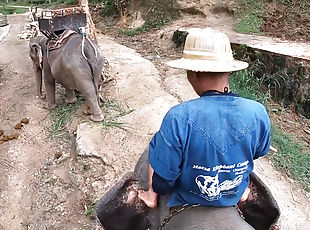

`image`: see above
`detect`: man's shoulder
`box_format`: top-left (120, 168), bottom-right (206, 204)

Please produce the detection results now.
top-left (165, 98), bottom-right (201, 118)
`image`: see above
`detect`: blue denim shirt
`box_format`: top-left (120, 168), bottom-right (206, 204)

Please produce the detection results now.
top-left (149, 93), bottom-right (270, 207)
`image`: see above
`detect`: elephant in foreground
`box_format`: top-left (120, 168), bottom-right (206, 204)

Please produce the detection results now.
top-left (29, 31), bottom-right (104, 121)
top-left (95, 150), bottom-right (280, 230)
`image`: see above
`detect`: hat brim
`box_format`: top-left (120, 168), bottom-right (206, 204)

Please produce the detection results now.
top-left (166, 58), bottom-right (249, 72)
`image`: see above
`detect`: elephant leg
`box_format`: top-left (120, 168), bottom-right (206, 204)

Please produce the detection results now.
top-left (65, 89), bottom-right (77, 104)
top-left (32, 62), bottom-right (45, 99)
top-left (83, 101), bottom-right (92, 115)
top-left (87, 94), bottom-right (104, 122)
top-left (43, 69), bottom-right (57, 110)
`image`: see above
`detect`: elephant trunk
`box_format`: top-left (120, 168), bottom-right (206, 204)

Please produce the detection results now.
top-left (32, 62), bottom-right (45, 99)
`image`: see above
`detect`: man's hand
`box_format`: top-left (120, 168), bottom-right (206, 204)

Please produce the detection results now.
top-left (240, 187), bottom-right (250, 202)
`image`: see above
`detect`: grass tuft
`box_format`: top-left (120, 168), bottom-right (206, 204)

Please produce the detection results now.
top-left (84, 202), bottom-right (96, 216)
top-left (230, 61), bottom-right (270, 104)
top-left (49, 94), bottom-right (85, 138)
top-left (234, 0), bottom-right (264, 34)
top-left (101, 98), bottom-right (134, 130)
top-left (270, 126), bottom-right (310, 190)
top-left (100, 0), bottom-right (117, 17)
top-left (234, 14), bottom-right (264, 34)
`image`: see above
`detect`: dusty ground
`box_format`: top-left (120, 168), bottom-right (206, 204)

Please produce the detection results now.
top-left (0, 14), bottom-right (97, 230)
top-left (0, 9), bottom-right (310, 230)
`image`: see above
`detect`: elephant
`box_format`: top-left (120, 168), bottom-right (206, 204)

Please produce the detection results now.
top-left (29, 31), bottom-right (104, 122)
top-left (95, 149), bottom-right (280, 230)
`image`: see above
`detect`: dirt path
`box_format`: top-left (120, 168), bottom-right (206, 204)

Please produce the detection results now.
top-left (0, 14), bottom-right (94, 230)
top-left (0, 13), bottom-right (48, 229)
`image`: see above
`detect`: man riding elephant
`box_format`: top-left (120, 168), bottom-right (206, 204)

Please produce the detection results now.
top-left (96, 28), bottom-right (276, 230)
top-left (137, 27), bottom-right (271, 229)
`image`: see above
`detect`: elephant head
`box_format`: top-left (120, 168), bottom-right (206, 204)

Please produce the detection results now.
top-left (29, 36), bottom-right (47, 99)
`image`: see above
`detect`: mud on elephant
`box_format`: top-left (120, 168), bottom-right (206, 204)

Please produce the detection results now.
top-left (29, 31), bottom-right (104, 122)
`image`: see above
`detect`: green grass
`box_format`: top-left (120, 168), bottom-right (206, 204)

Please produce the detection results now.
top-left (230, 52), bottom-right (310, 191)
top-left (234, 14), bottom-right (264, 34)
top-left (234, 0), bottom-right (264, 34)
top-left (101, 98), bottom-right (134, 130)
top-left (49, 95), bottom-right (133, 139)
top-left (230, 62), bottom-right (270, 104)
top-left (84, 202), bottom-right (96, 216)
top-left (270, 126), bottom-right (310, 190)
top-left (49, 94), bottom-right (85, 138)
top-left (0, 6), bottom-right (27, 14)
top-left (99, 0), bottom-right (117, 17)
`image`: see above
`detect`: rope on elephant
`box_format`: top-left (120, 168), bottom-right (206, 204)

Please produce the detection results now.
top-left (87, 36), bottom-right (98, 58)
top-left (81, 34), bottom-right (98, 62)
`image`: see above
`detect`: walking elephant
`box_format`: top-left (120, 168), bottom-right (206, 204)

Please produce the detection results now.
top-left (29, 31), bottom-right (104, 122)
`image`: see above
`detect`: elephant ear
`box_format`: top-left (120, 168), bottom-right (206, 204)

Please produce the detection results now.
top-left (31, 44), bottom-right (43, 69)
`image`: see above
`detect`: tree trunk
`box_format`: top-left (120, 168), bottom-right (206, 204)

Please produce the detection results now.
top-left (78, 0), bottom-right (97, 42)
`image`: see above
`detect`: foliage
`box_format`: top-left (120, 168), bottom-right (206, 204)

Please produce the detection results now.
top-left (234, 0), bottom-right (264, 34)
top-left (100, 0), bottom-right (117, 17)
top-left (230, 45), bottom-right (270, 103)
top-left (230, 66), bottom-right (270, 104)
top-left (0, 5), bottom-right (27, 14)
top-left (234, 14), bottom-right (264, 34)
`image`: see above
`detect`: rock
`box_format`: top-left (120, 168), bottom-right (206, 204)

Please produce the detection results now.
top-left (0, 130), bottom-right (3, 136)
top-left (21, 118), bottom-right (29, 124)
top-left (176, 0), bottom-right (213, 16)
top-left (0, 140), bottom-right (4, 144)
top-left (15, 123), bottom-right (23, 129)
top-left (76, 122), bottom-right (116, 165)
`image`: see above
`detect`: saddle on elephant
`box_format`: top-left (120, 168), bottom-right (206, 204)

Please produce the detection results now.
top-left (47, 29), bottom-right (77, 51)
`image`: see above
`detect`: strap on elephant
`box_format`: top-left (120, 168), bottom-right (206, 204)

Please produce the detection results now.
top-left (159, 204), bottom-right (200, 229)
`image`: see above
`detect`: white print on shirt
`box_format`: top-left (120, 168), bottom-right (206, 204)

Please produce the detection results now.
top-left (195, 174), bottom-right (243, 199)
top-left (192, 160), bottom-right (249, 201)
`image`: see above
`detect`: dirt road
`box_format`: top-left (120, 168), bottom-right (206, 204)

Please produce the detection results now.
top-left (0, 14), bottom-right (95, 230)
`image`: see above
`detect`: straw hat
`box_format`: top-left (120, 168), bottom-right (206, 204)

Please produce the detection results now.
top-left (167, 28), bottom-right (248, 72)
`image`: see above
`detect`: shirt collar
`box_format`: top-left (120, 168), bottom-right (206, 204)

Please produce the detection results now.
top-left (201, 90), bottom-right (239, 97)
